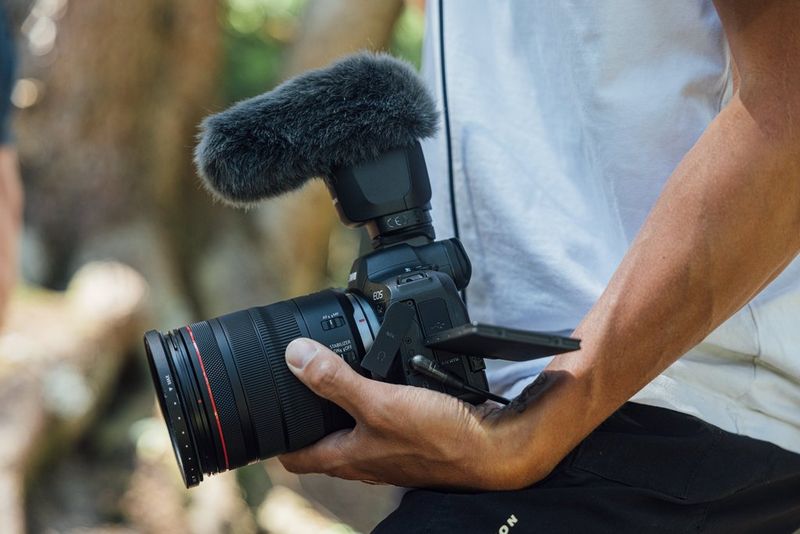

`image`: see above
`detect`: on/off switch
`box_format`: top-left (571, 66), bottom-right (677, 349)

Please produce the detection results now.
top-left (321, 316), bottom-right (346, 330)
top-left (342, 350), bottom-right (358, 365)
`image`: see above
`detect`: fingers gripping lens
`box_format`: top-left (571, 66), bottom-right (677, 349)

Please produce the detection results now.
top-left (144, 292), bottom-right (357, 487)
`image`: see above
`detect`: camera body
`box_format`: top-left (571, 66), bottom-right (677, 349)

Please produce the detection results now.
top-left (326, 141), bottom-right (486, 398)
top-left (144, 140), bottom-right (579, 487)
top-left (295, 141), bottom-right (489, 400)
top-left (342, 239), bottom-right (488, 401)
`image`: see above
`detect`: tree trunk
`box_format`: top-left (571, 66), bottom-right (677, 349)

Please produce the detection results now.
top-left (257, 0), bottom-right (405, 298)
top-left (15, 0), bottom-right (224, 319)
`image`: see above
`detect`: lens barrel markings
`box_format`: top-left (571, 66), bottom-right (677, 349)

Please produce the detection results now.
top-left (144, 331), bottom-right (203, 486)
top-left (187, 321), bottom-right (248, 470)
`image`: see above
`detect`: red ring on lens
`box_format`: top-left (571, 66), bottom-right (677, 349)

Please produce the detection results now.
top-left (186, 324), bottom-right (230, 470)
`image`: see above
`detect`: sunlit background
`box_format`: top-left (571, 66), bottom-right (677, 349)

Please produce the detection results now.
top-left (0, 0), bottom-right (425, 532)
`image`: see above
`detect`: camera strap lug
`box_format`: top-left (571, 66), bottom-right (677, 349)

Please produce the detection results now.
top-left (360, 302), bottom-right (415, 379)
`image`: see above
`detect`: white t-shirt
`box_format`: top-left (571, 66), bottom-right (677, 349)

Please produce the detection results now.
top-left (421, 0), bottom-right (800, 453)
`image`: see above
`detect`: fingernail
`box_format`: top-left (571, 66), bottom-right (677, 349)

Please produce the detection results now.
top-left (286, 338), bottom-right (318, 371)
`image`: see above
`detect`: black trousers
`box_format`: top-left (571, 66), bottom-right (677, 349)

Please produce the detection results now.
top-left (374, 403), bottom-right (800, 534)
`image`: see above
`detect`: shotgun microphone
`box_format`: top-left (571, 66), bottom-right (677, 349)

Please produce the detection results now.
top-left (194, 52), bottom-right (439, 207)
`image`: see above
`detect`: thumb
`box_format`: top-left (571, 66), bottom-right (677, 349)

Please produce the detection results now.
top-left (285, 338), bottom-right (378, 416)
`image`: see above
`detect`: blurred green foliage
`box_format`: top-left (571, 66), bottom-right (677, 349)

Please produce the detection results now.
top-left (390, 2), bottom-right (425, 70)
top-left (222, 0), bottom-right (424, 104)
top-left (222, 0), bottom-right (306, 103)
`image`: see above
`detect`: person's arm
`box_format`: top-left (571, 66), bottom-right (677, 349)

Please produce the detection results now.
top-left (0, 146), bottom-right (22, 326)
top-left (0, 5), bottom-right (19, 327)
top-left (499, 0), bottom-right (800, 485)
top-left (277, 0), bottom-right (800, 489)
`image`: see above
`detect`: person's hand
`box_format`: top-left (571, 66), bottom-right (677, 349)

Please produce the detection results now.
top-left (278, 338), bottom-right (559, 490)
top-left (0, 146), bottom-right (22, 327)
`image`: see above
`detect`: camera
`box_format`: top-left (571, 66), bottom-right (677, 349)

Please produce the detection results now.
top-left (144, 141), bottom-right (579, 487)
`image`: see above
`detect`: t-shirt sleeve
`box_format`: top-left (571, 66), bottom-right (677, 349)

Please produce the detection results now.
top-left (0, 7), bottom-right (16, 145)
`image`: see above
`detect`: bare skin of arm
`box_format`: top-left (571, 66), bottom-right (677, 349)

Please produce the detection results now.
top-left (0, 146), bottom-right (22, 327)
top-left (500, 0), bottom-right (800, 485)
top-left (278, 0), bottom-right (800, 489)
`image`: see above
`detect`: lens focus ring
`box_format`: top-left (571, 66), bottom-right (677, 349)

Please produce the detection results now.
top-left (255, 303), bottom-right (326, 451)
top-left (218, 309), bottom-right (288, 458)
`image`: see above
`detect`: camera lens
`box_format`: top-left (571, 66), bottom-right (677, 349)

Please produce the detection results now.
top-left (144, 290), bottom-right (373, 487)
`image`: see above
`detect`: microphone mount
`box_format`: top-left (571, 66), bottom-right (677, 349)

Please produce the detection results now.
top-left (329, 141), bottom-right (435, 249)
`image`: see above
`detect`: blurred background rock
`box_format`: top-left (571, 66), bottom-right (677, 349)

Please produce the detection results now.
top-left (0, 0), bottom-right (425, 532)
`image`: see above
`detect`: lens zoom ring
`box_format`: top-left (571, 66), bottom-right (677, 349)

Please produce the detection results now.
top-left (257, 304), bottom-right (326, 451)
top-left (220, 310), bottom-right (287, 458)
top-left (188, 321), bottom-right (248, 469)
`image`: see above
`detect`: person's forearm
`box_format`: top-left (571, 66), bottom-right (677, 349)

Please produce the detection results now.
top-left (505, 84), bottom-right (800, 482)
top-left (0, 146), bottom-right (22, 327)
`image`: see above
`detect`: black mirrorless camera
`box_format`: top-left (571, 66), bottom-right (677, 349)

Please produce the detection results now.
top-left (144, 141), bottom-right (579, 488)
